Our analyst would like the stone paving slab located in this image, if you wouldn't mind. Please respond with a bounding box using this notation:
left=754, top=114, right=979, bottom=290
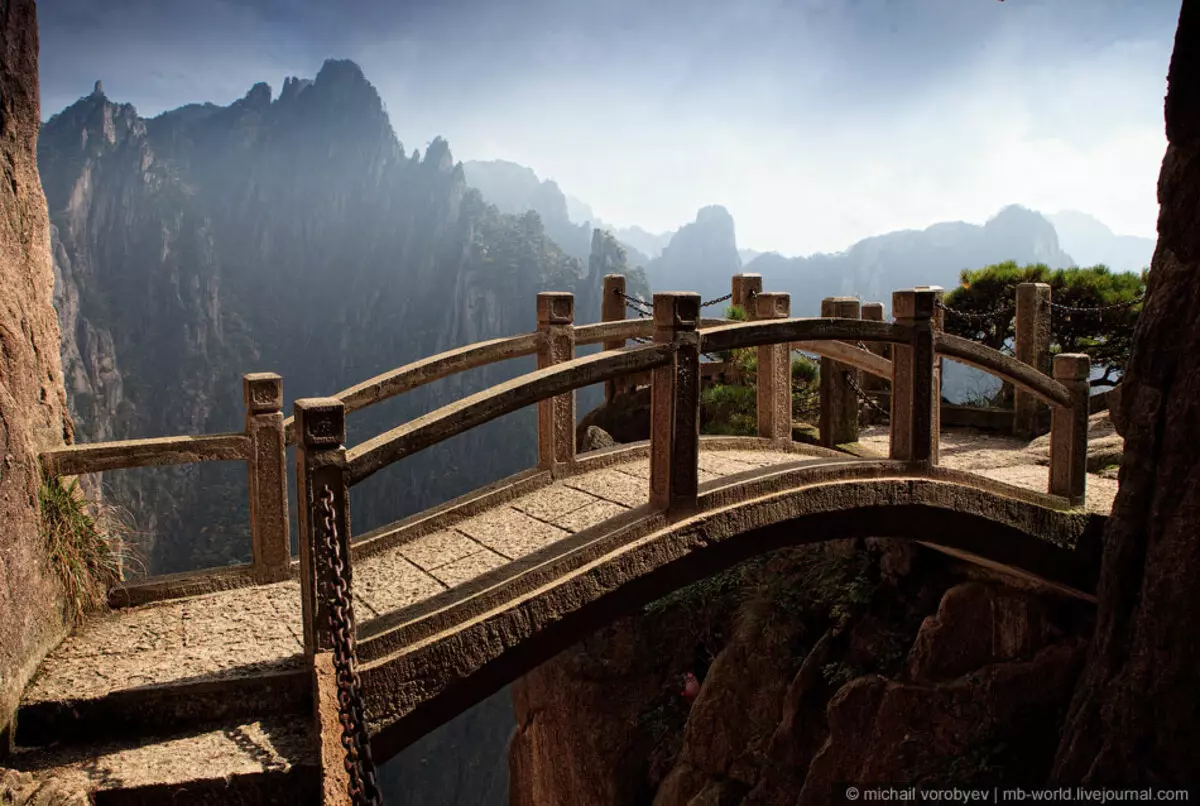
left=13, top=716, right=314, bottom=794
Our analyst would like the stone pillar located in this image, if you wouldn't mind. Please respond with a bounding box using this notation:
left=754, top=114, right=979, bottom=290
left=819, top=297, right=862, bottom=447
left=293, top=397, right=352, bottom=657
left=537, top=293, right=577, bottom=475
left=755, top=292, right=792, bottom=443
left=313, top=650, right=353, bottom=805
left=1014, top=282, right=1052, bottom=439
left=244, top=372, right=291, bottom=583
left=731, top=273, right=763, bottom=314
left=915, top=285, right=945, bottom=460
left=1050, top=353, right=1090, bottom=505
left=649, top=292, right=702, bottom=513
left=601, top=275, right=627, bottom=404
left=890, top=289, right=938, bottom=463
left=860, top=302, right=889, bottom=423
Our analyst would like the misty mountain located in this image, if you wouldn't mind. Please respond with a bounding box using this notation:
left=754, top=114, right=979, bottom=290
left=746, top=205, right=1076, bottom=316
left=645, top=205, right=743, bottom=303
left=460, top=159, right=595, bottom=263
left=43, top=62, right=608, bottom=576
left=461, top=159, right=662, bottom=269
left=1047, top=210, right=1154, bottom=273
left=609, top=225, right=674, bottom=261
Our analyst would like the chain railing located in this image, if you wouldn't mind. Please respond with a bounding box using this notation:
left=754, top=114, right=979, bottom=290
left=1050, top=294, right=1144, bottom=323
left=935, top=299, right=1014, bottom=324
left=846, top=372, right=890, bottom=420
left=700, top=292, right=733, bottom=308
left=614, top=289, right=653, bottom=318
left=317, top=485, right=383, bottom=806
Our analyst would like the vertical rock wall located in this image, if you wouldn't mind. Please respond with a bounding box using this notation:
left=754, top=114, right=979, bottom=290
left=1054, top=0, right=1200, bottom=784
left=0, top=0, right=72, bottom=740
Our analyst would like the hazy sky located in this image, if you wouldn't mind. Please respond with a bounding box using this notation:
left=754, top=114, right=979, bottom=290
left=38, top=0, right=1180, bottom=256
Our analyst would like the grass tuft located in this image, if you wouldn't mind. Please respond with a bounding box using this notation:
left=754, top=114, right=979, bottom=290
left=39, top=474, right=131, bottom=622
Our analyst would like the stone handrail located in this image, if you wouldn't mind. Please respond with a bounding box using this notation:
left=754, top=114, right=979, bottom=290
left=934, top=332, right=1072, bottom=408
left=573, top=317, right=731, bottom=346
left=344, top=342, right=673, bottom=486
left=700, top=318, right=912, bottom=354
left=39, top=433, right=250, bottom=476
left=792, top=340, right=893, bottom=380
left=281, top=332, right=542, bottom=444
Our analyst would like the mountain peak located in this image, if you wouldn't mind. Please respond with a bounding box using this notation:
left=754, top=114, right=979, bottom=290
left=315, top=59, right=370, bottom=89
left=92, top=80, right=104, bottom=98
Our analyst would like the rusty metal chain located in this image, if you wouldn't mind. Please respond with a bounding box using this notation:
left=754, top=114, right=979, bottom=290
left=935, top=299, right=1014, bottom=324
left=700, top=292, right=733, bottom=308
left=1050, top=294, right=1144, bottom=323
left=845, top=373, right=890, bottom=419
left=614, top=289, right=653, bottom=317
left=317, top=485, right=383, bottom=806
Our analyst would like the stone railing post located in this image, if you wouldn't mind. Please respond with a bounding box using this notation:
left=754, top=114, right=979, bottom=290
left=244, top=372, right=291, bottom=583
left=890, top=289, right=938, bottom=463
left=755, top=292, right=792, bottom=444
left=1015, top=282, right=1052, bottom=439
left=601, top=274, right=627, bottom=403
left=915, top=285, right=945, bottom=459
left=860, top=302, right=889, bottom=423
left=650, top=292, right=702, bottom=513
left=731, top=273, right=763, bottom=314
left=1050, top=353, right=1090, bottom=505
left=293, top=397, right=352, bottom=657
left=819, top=297, right=862, bottom=447
left=537, top=292, right=577, bottom=476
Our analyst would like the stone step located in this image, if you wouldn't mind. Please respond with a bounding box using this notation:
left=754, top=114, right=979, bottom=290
left=7, top=715, right=317, bottom=805
left=15, top=665, right=308, bottom=750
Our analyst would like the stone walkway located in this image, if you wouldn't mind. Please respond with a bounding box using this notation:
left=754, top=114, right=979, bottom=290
left=22, top=447, right=806, bottom=706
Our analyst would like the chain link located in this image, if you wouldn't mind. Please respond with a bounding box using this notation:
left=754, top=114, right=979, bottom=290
left=317, top=485, right=383, bottom=806
left=700, top=292, right=733, bottom=308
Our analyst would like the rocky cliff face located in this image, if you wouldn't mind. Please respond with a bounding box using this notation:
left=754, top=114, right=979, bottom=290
left=509, top=542, right=1095, bottom=802
left=647, top=205, right=743, bottom=305
left=40, top=60, right=591, bottom=574
left=0, top=0, right=73, bottom=737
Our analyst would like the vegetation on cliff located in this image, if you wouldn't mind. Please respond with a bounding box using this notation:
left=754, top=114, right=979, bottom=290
left=38, top=475, right=126, bottom=622
left=943, top=261, right=1145, bottom=389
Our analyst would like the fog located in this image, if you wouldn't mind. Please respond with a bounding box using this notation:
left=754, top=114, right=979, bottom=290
left=38, top=0, right=1179, bottom=256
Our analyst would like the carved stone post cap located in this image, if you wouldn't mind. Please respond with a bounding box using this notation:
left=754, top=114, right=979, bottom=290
left=243, top=372, right=283, bottom=413
left=861, top=301, right=885, bottom=321
left=1017, top=281, right=1052, bottom=290
left=754, top=292, right=791, bottom=319
left=537, top=292, right=575, bottom=325
left=821, top=296, right=861, bottom=318
left=652, top=292, right=701, bottom=330
left=732, top=272, right=763, bottom=280
left=892, top=288, right=937, bottom=320
left=731, top=273, right=764, bottom=307
left=602, top=274, right=626, bottom=286
left=293, top=397, right=346, bottom=446
left=1053, top=353, right=1091, bottom=380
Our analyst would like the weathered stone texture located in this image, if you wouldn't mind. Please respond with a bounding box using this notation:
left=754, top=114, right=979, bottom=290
left=0, top=0, right=72, bottom=739
left=1053, top=0, right=1200, bottom=784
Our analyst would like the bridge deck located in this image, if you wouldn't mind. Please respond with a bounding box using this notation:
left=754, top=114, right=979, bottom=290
left=21, top=446, right=816, bottom=706
left=12, top=433, right=1117, bottom=796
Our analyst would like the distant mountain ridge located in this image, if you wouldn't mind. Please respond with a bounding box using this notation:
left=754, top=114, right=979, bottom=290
left=1047, top=210, right=1154, bottom=273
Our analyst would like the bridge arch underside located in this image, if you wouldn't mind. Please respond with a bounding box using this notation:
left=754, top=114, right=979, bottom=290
left=360, top=465, right=1105, bottom=763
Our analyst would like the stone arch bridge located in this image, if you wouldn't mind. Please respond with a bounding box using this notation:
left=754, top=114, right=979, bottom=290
left=9, top=276, right=1106, bottom=804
